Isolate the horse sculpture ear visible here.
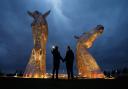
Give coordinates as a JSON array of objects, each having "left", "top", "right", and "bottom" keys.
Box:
[
  {"left": 74, "top": 35, "right": 80, "bottom": 39},
  {"left": 43, "top": 10, "right": 51, "bottom": 18},
  {"left": 27, "top": 11, "right": 34, "bottom": 18}
]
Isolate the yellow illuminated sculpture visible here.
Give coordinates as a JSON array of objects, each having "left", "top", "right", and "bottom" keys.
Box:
[
  {"left": 75, "top": 25, "right": 105, "bottom": 78},
  {"left": 24, "top": 10, "right": 50, "bottom": 78}
]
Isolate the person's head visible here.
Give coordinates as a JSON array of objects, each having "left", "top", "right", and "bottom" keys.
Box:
[
  {"left": 55, "top": 46, "right": 58, "bottom": 50},
  {"left": 67, "top": 46, "right": 71, "bottom": 50}
]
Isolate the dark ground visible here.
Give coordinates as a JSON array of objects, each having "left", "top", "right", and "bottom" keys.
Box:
[{"left": 0, "top": 77, "right": 127, "bottom": 89}]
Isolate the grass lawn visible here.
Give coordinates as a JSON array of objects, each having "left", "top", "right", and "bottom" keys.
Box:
[{"left": 0, "top": 77, "right": 127, "bottom": 89}]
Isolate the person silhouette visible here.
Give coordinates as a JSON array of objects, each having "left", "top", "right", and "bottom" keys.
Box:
[
  {"left": 64, "top": 46, "right": 74, "bottom": 79},
  {"left": 51, "top": 46, "right": 63, "bottom": 79}
]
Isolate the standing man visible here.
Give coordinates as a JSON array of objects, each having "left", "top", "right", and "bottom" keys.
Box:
[
  {"left": 51, "top": 46, "right": 63, "bottom": 79},
  {"left": 64, "top": 46, "right": 74, "bottom": 79}
]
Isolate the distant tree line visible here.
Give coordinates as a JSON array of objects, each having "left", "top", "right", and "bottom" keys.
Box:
[
  {"left": 0, "top": 70, "right": 23, "bottom": 77},
  {"left": 104, "top": 67, "right": 128, "bottom": 78},
  {"left": 0, "top": 70, "right": 4, "bottom": 76}
]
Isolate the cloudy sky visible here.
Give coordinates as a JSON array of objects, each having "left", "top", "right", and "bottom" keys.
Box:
[{"left": 0, "top": 0, "right": 128, "bottom": 73}]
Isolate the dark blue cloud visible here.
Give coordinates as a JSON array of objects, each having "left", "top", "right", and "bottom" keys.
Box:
[{"left": 0, "top": 0, "right": 128, "bottom": 73}]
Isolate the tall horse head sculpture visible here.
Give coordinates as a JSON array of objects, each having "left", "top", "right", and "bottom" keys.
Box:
[
  {"left": 24, "top": 10, "right": 50, "bottom": 78},
  {"left": 75, "top": 25, "right": 105, "bottom": 78}
]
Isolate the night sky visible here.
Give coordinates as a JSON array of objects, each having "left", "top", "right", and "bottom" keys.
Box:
[{"left": 0, "top": 0, "right": 128, "bottom": 73}]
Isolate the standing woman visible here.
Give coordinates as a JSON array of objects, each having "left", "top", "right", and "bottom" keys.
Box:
[{"left": 51, "top": 46, "right": 63, "bottom": 79}]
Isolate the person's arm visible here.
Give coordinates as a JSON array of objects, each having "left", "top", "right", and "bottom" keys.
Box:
[
  {"left": 60, "top": 55, "right": 63, "bottom": 62},
  {"left": 71, "top": 51, "right": 74, "bottom": 60},
  {"left": 59, "top": 53, "right": 64, "bottom": 62},
  {"left": 64, "top": 52, "right": 67, "bottom": 62},
  {"left": 51, "top": 50, "right": 53, "bottom": 54}
]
